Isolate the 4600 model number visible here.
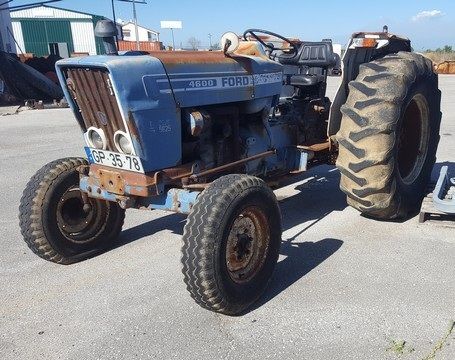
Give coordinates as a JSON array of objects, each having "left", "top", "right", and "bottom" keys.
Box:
[
  {"left": 188, "top": 79, "right": 215, "bottom": 88},
  {"left": 84, "top": 147, "right": 144, "bottom": 173}
]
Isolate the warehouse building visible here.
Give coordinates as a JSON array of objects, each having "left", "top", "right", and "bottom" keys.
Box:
[{"left": 10, "top": 5, "right": 109, "bottom": 57}]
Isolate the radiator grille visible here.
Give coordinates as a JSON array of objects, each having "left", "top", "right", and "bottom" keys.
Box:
[{"left": 65, "top": 67, "right": 126, "bottom": 151}]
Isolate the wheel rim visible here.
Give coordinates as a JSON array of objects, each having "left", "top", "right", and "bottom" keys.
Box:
[
  {"left": 226, "top": 206, "right": 270, "bottom": 284},
  {"left": 56, "top": 187, "right": 107, "bottom": 243},
  {"left": 397, "top": 94, "right": 430, "bottom": 185}
]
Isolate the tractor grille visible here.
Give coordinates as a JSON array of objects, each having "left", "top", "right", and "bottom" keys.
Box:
[{"left": 64, "top": 67, "right": 126, "bottom": 151}]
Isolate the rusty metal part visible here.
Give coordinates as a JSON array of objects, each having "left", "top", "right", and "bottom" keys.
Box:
[
  {"left": 98, "top": 168, "right": 125, "bottom": 195},
  {"left": 297, "top": 141, "right": 330, "bottom": 152},
  {"left": 182, "top": 183, "right": 210, "bottom": 190},
  {"left": 65, "top": 68, "right": 126, "bottom": 151},
  {"left": 83, "top": 151, "right": 280, "bottom": 198},
  {"left": 226, "top": 206, "right": 270, "bottom": 284},
  {"left": 56, "top": 187, "right": 105, "bottom": 241},
  {"left": 148, "top": 50, "right": 254, "bottom": 74},
  {"left": 190, "top": 150, "right": 276, "bottom": 181},
  {"left": 234, "top": 42, "right": 269, "bottom": 60},
  {"left": 85, "top": 162, "right": 196, "bottom": 197},
  {"left": 148, "top": 51, "right": 238, "bottom": 65}
]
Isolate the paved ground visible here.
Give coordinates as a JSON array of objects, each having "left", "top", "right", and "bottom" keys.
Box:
[{"left": 0, "top": 76, "right": 454, "bottom": 360}]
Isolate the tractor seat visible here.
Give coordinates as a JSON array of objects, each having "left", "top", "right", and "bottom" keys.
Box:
[
  {"left": 285, "top": 73, "right": 325, "bottom": 87},
  {"left": 278, "top": 41, "right": 336, "bottom": 68}
]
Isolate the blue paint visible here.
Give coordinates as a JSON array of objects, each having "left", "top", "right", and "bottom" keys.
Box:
[
  {"left": 84, "top": 147, "right": 94, "bottom": 163},
  {"left": 79, "top": 177, "right": 118, "bottom": 203},
  {"left": 56, "top": 52, "right": 283, "bottom": 174},
  {"left": 140, "top": 188, "right": 200, "bottom": 214}
]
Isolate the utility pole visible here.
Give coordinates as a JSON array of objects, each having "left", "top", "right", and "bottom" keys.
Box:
[
  {"left": 171, "top": 28, "right": 175, "bottom": 50},
  {"left": 160, "top": 20, "right": 182, "bottom": 51},
  {"left": 132, "top": 0, "right": 139, "bottom": 50},
  {"left": 208, "top": 33, "right": 212, "bottom": 49},
  {"left": 111, "top": 0, "right": 119, "bottom": 47},
  {"left": 118, "top": 0, "right": 146, "bottom": 51}
]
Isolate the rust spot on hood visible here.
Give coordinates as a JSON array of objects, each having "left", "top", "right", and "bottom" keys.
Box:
[
  {"left": 147, "top": 50, "right": 257, "bottom": 74},
  {"left": 148, "top": 51, "right": 237, "bottom": 65}
]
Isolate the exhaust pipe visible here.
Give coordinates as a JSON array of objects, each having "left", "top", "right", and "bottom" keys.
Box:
[{"left": 95, "top": 20, "right": 118, "bottom": 55}]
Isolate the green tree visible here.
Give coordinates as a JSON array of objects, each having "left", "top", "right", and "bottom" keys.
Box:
[{"left": 443, "top": 45, "right": 453, "bottom": 53}]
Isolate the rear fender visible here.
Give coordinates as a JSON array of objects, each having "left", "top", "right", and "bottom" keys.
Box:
[{"left": 327, "top": 32, "right": 411, "bottom": 137}]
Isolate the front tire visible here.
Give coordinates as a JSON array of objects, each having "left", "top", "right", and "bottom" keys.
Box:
[
  {"left": 181, "top": 174, "right": 282, "bottom": 315},
  {"left": 19, "top": 157, "right": 125, "bottom": 264},
  {"left": 336, "top": 52, "right": 441, "bottom": 219}
]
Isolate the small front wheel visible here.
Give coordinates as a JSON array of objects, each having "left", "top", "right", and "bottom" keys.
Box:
[
  {"left": 181, "top": 174, "right": 282, "bottom": 315},
  {"left": 19, "top": 157, "right": 125, "bottom": 264}
]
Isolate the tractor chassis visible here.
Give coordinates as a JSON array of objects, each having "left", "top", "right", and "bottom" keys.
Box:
[{"left": 78, "top": 141, "right": 332, "bottom": 214}]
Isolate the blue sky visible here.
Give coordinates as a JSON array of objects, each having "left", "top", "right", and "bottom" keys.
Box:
[{"left": 10, "top": 0, "right": 455, "bottom": 50}]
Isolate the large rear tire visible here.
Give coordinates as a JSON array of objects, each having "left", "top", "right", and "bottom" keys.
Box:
[
  {"left": 336, "top": 52, "right": 441, "bottom": 219},
  {"left": 19, "top": 158, "right": 125, "bottom": 264},
  {"left": 181, "top": 174, "right": 282, "bottom": 315}
]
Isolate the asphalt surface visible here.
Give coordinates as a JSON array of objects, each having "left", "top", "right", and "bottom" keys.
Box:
[{"left": 1, "top": 76, "right": 454, "bottom": 360}]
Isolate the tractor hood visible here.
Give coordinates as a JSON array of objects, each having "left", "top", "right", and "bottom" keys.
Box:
[{"left": 55, "top": 51, "right": 283, "bottom": 172}]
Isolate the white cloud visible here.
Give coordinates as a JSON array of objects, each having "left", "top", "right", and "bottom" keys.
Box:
[{"left": 412, "top": 10, "right": 444, "bottom": 22}]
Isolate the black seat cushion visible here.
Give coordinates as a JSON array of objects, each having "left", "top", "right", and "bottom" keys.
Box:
[{"left": 279, "top": 41, "right": 336, "bottom": 68}]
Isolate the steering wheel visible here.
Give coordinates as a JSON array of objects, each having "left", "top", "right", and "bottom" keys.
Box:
[{"left": 243, "top": 29, "right": 298, "bottom": 53}]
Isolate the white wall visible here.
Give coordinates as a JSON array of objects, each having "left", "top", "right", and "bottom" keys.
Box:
[
  {"left": 11, "top": 6, "right": 91, "bottom": 19},
  {"left": 11, "top": 21, "right": 24, "bottom": 54},
  {"left": 122, "top": 23, "right": 158, "bottom": 42},
  {"left": 71, "top": 22, "right": 97, "bottom": 55},
  {"left": 0, "top": 5, "right": 15, "bottom": 53}
]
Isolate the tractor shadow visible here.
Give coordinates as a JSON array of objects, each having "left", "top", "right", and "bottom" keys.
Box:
[
  {"left": 116, "top": 165, "right": 347, "bottom": 247},
  {"left": 115, "top": 212, "right": 186, "bottom": 248},
  {"left": 249, "top": 165, "right": 346, "bottom": 311},
  {"left": 116, "top": 165, "right": 347, "bottom": 311}
]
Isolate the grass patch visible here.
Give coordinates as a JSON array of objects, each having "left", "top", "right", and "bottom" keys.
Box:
[{"left": 387, "top": 339, "right": 415, "bottom": 356}]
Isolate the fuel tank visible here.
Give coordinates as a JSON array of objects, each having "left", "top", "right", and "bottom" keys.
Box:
[{"left": 56, "top": 50, "right": 283, "bottom": 172}]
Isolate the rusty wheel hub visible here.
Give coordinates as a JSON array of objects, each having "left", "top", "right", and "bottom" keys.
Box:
[
  {"left": 56, "top": 187, "right": 105, "bottom": 243},
  {"left": 226, "top": 206, "right": 270, "bottom": 284}
]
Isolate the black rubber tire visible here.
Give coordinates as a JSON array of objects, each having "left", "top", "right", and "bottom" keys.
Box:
[
  {"left": 19, "top": 157, "right": 125, "bottom": 264},
  {"left": 181, "top": 174, "right": 282, "bottom": 315},
  {"left": 336, "top": 51, "right": 441, "bottom": 219}
]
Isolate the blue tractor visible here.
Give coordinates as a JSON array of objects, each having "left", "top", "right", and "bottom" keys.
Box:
[{"left": 19, "top": 22, "right": 441, "bottom": 315}]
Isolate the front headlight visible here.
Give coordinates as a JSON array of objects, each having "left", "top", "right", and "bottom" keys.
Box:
[
  {"left": 114, "top": 131, "right": 134, "bottom": 154},
  {"left": 86, "top": 127, "right": 106, "bottom": 149}
]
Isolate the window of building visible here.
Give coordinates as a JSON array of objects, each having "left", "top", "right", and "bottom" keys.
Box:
[
  {"left": 123, "top": 29, "right": 131, "bottom": 38},
  {"left": 147, "top": 31, "right": 153, "bottom": 42}
]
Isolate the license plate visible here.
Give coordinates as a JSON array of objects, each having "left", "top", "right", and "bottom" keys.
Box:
[{"left": 85, "top": 147, "right": 144, "bottom": 173}]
